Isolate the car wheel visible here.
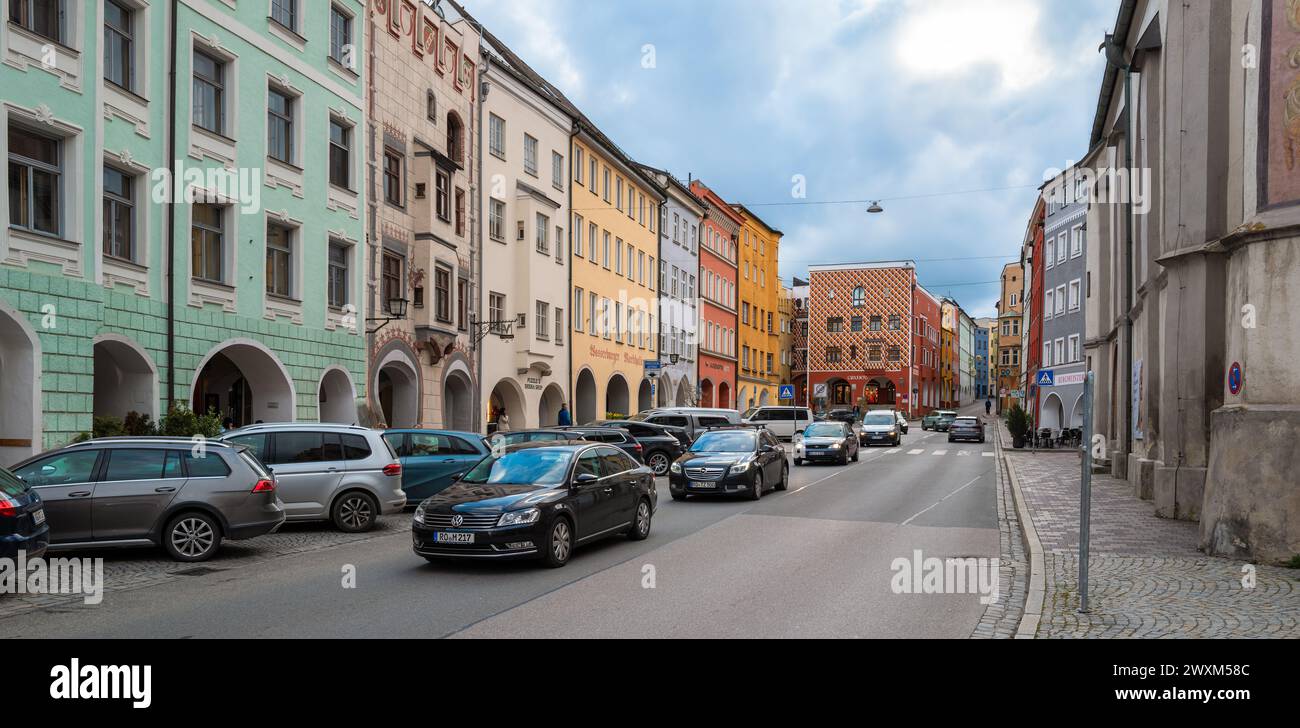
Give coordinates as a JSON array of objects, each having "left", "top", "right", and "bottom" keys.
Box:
[
  {"left": 163, "top": 512, "right": 222, "bottom": 562},
  {"left": 332, "top": 491, "right": 378, "bottom": 533},
  {"left": 647, "top": 451, "right": 671, "bottom": 476},
  {"left": 748, "top": 471, "right": 764, "bottom": 501},
  {"left": 628, "top": 499, "right": 652, "bottom": 541},
  {"left": 542, "top": 517, "right": 573, "bottom": 568},
  {"left": 851, "top": 448, "right": 859, "bottom": 462},
  {"left": 775, "top": 464, "right": 789, "bottom": 491}
]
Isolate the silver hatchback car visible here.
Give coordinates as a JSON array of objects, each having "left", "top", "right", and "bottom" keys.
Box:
[
  {"left": 10, "top": 438, "right": 285, "bottom": 562},
  {"left": 221, "top": 424, "right": 405, "bottom": 532}
]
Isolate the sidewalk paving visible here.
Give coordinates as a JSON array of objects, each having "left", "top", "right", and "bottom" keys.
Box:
[{"left": 993, "top": 417, "right": 1300, "bottom": 638}]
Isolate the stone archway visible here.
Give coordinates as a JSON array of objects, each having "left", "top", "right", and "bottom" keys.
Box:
[
  {"left": 443, "top": 366, "right": 474, "bottom": 431},
  {"left": 317, "top": 366, "right": 357, "bottom": 424},
  {"left": 606, "top": 374, "right": 631, "bottom": 418},
  {"left": 575, "top": 368, "right": 598, "bottom": 425},
  {"left": 656, "top": 375, "right": 672, "bottom": 407},
  {"left": 677, "top": 377, "right": 692, "bottom": 407},
  {"left": 637, "top": 378, "right": 653, "bottom": 413},
  {"left": 1041, "top": 392, "right": 1064, "bottom": 431},
  {"left": 759, "top": 389, "right": 771, "bottom": 407},
  {"left": 192, "top": 339, "right": 296, "bottom": 426},
  {"left": 700, "top": 378, "right": 714, "bottom": 407},
  {"left": 828, "top": 377, "right": 852, "bottom": 407},
  {"left": 0, "top": 301, "right": 40, "bottom": 466},
  {"left": 373, "top": 345, "right": 421, "bottom": 428},
  {"left": 717, "top": 381, "right": 731, "bottom": 409},
  {"left": 93, "top": 335, "right": 159, "bottom": 422},
  {"left": 1069, "top": 393, "right": 1085, "bottom": 428},
  {"left": 488, "top": 378, "right": 527, "bottom": 432},
  {"left": 538, "top": 382, "right": 566, "bottom": 427}
]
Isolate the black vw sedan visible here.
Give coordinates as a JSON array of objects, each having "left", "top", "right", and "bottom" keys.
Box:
[
  {"left": 667, "top": 427, "right": 788, "bottom": 501},
  {"left": 412, "top": 442, "right": 656, "bottom": 568}
]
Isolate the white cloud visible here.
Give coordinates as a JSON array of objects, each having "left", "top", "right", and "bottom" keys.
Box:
[
  {"left": 469, "top": 0, "right": 585, "bottom": 98},
  {"left": 892, "top": 0, "right": 1054, "bottom": 93}
]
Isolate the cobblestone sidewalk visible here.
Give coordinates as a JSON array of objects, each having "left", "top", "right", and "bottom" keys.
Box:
[{"left": 998, "top": 418, "right": 1300, "bottom": 638}]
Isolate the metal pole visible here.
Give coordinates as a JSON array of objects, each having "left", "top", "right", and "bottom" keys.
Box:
[{"left": 1078, "top": 371, "right": 1095, "bottom": 614}]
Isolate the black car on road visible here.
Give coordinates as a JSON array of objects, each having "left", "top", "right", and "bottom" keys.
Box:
[
  {"left": 947, "top": 416, "right": 986, "bottom": 443},
  {"left": 668, "top": 427, "right": 788, "bottom": 501},
  {"left": 0, "top": 464, "right": 49, "bottom": 560},
  {"left": 585, "top": 420, "right": 687, "bottom": 476},
  {"left": 412, "top": 442, "right": 656, "bottom": 568}
]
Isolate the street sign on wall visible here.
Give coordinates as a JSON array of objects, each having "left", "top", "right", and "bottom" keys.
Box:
[{"left": 778, "top": 384, "right": 795, "bottom": 400}]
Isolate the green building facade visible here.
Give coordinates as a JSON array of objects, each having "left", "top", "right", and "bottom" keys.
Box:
[{"left": 1, "top": 0, "right": 368, "bottom": 466}]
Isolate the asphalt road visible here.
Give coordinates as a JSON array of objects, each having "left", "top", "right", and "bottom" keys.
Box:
[{"left": 0, "top": 424, "right": 998, "bottom": 639}]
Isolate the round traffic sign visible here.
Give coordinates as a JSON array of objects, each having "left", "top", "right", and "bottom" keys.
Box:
[{"left": 1228, "top": 362, "right": 1243, "bottom": 395}]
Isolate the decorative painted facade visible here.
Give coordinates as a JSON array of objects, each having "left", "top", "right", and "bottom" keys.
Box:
[{"left": 732, "top": 203, "right": 781, "bottom": 411}]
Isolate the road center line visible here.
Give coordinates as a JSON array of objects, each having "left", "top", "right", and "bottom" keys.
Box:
[{"left": 899, "top": 473, "right": 986, "bottom": 526}]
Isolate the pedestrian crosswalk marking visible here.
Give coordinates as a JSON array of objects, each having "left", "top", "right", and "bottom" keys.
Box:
[
  {"left": 982, "top": 452, "right": 995, "bottom": 457},
  {"left": 958, "top": 451, "right": 970, "bottom": 456},
  {"left": 932, "top": 450, "right": 947, "bottom": 456},
  {"left": 908, "top": 449, "right": 924, "bottom": 455}
]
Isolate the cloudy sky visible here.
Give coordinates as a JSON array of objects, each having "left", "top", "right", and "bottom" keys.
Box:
[{"left": 462, "top": 0, "right": 1118, "bottom": 318}]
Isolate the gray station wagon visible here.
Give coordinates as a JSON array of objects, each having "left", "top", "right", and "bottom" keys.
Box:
[
  {"left": 221, "top": 423, "right": 406, "bottom": 532},
  {"left": 10, "top": 438, "right": 285, "bottom": 562}
]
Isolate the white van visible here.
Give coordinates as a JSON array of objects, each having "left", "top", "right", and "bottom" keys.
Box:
[{"left": 741, "top": 406, "right": 814, "bottom": 440}]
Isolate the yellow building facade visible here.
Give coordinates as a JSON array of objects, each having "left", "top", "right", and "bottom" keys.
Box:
[
  {"left": 569, "top": 128, "right": 665, "bottom": 423},
  {"left": 732, "top": 204, "right": 783, "bottom": 410}
]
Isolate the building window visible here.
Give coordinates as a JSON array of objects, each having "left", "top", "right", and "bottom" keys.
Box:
[
  {"left": 10, "top": 0, "right": 65, "bottom": 43},
  {"left": 268, "top": 88, "right": 295, "bottom": 164},
  {"left": 104, "top": 0, "right": 135, "bottom": 91},
  {"left": 457, "top": 277, "right": 469, "bottom": 331},
  {"left": 329, "top": 5, "right": 353, "bottom": 66},
  {"left": 1043, "top": 289, "right": 1054, "bottom": 320},
  {"left": 271, "top": 0, "right": 298, "bottom": 32},
  {"left": 190, "top": 204, "right": 224, "bottom": 283},
  {"left": 556, "top": 226, "right": 564, "bottom": 260},
  {"left": 552, "top": 151, "right": 564, "bottom": 190},
  {"left": 435, "top": 266, "right": 452, "bottom": 324},
  {"left": 1043, "top": 342, "right": 1052, "bottom": 367},
  {"left": 381, "top": 253, "right": 403, "bottom": 313},
  {"left": 555, "top": 309, "right": 564, "bottom": 345},
  {"left": 103, "top": 166, "right": 135, "bottom": 261},
  {"left": 602, "top": 231, "right": 611, "bottom": 269},
  {"left": 574, "top": 147, "right": 584, "bottom": 185},
  {"left": 489, "top": 292, "right": 506, "bottom": 334},
  {"left": 383, "top": 149, "right": 402, "bottom": 206},
  {"left": 574, "top": 288, "right": 584, "bottom": 330},
  {"left": 192, "top": 50, "right": 226, "bottom": 135},
  {"left": 488, "top": 114, "right": 505, "bottom": 158},
  {"left": 327, "top": 242, "right": 348, "bottom": 308},
  {"left": 426, "top": 90, "right": 437, "bottom": 122},
  {"left": 589, "top": 292, "right": 598, "bottom": 334},
  {"left": 523, "top": 134, "right": 538, "bottom": 176},
  {"left": 446, "top": 113, "right": 463, "bottom": 164},
  {"left": 266, "top": 223, "right": 293, "bottom": 298},
  {"left": 1068, "top": 279, "right": 1081, "bottom": 311},
  {"left": 1055, "top": 285, "right": 1066, "bottom": 316},
  {"left": 1068, "top": 335, "right": 1080, "bottom": 362},
  {"left": 1071, "top": 225, "right": 1084, "bottom": 257},
  {"left": 1045, "top": 238, "right": 1055, "bottom": 268},
  {"left": 889, "top": 314, "right": 901, "bottom": 330},
  {"left": 456, "top": 189, "right": 466, "bottom": 237},
  {"left": 536, "top": 213, "right": 549, "bottom": 254},
  {"left": 852, "top": 286, "right": 865, "bottom": 307},
  {"left": 435, "top": 169, "right": 450, "bottom": 222},
  {"left": 826, "top": 317, "right": 843, "bottom": 333},
  {"left": 869, "top": 316, "right": 882, "bottom": 331},
  {"left": 826, "top": 347, "right": 842, "bottom": 364},
  {"left": 573, "top": 214, "right": 584, "bottom": 256},
  {"left": 603, "top": 167, "right": 611, "bottom": 202},
  {"left": 329, "top": 119, "right": 352, "bottom": 189},
  {"left": 589, "top": 156, "right": 597, "bottom": 194},
  {"left": 489, "top": 198, "right": 505, "bottom": 241}
]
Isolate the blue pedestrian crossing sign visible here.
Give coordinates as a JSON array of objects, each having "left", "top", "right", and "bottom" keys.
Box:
[
  {"left": 1036, "top": 370, "right": 1055, "bottom": 387},
  {"left": 778, "top": 384, "right": 796, "bottom": 400}
]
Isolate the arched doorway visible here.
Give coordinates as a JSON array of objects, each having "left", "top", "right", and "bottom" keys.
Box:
[
  {"left": 700, "top": 378, "right": 714, "bottom": 407},
  {"left": 738, "top": 386, "right": 749, "bottom": 412},
  {"left": 1041, "top": 393, "right": 1064, "bottom": 432},
  {"left": 93, "top": 335, "right": 158, "bottom": 422},
  {"left": 488, "top": 378, "right": 526, "bottom": 432},
  {"left": 606, "top": 374, "right": 630, "bottom": 418},
  {"left": 637, "top": 378, "right": 653, "bottom": 413},
  {"left": 575, "top": 369, "right": 597, "bottom": 425},
  {"left": 373, "top": 346, "right": 420, "bottom": 428},
  {"left": 677, "top": 377, "right": 692, "bottom": 407},
  {"left": 829, "top": 378, "right": 852, "bottom": 407},
  {"left": 538, "top": 383, "right": 565, "bottom": 427},
  {"left": 864, "top": 379, "right": 897, "bottom": 406},
  {"left": 317, "top": 366, "right": 357, "bottom": 424},
  {"left": 192, "top": 339, "right": 296, "bottom": 426},
  {"left": 656, "top": 376, "right": 672, "bottom": 407},
  {"left": 443, "top": 367, "right": 474, "bottom": 431},
  {"left": 0, "top": 302, "right": 40, "bottom": 466},
  {"left": 1069, "top": 393, "right": 1085, "bottom": 428},
  {"left": 717, "top": 381, "right": 731, "bottom": 409},
  {"left": 759, "top": 389, "right": 771, "bottom": 407}
]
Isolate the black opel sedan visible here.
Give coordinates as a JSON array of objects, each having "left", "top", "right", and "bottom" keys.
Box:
[
  {"left": 668, "top": 427, "right": 788, "bottom": 501},
  {"left": 412, "top": 442, "right": 656, "bottom": 568}
]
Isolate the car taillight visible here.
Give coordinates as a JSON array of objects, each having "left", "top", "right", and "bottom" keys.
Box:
[
  {"left": 252, "top": 479, "right": 276, "bottom": 493},
  {"left": 0, "top": 494, "right": 17, "bottom": 518},
  {"left": 383, "top": 463, "right": 402, "bottom": 477}
]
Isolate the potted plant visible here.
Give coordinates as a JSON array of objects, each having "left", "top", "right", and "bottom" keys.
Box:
[{"left": 1005, "top": 404, "right": 1031, "bottom": 449}]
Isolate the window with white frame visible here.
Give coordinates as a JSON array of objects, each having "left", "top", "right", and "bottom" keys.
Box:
[
  {"left": 193, "top": 49, "right": 227, "bottom": 135},
  {"left": 329, "top": 118, "right": 353, "bottom": 189},
  {"left": 267, "top": 86, "right": 296, "bottom": 165},
  {"left": 573, "top": 214, "right": 584, "bottom": 256},
  {"left": 535, "top": 301, "right": 549, "bottom": 340},
  {"left": 104, "top": 0, "right": 136, "bottom": 91},
  {"left": 271, "top": 0, "right": 298, "bottom": 32},
  {"left": 552, "top": 151, "right": 563, "bottom": 190},
  {"left": 535, "top": 213, "right": 549, "bottom": 254},
  {"left": 265, "top": 222, "right": 294, "bottom": 298},
  {"left": 191, "top": 203, "right": 225, "bottom": 283},
  {"left": 488, "top": 114, "right": 505, "bottom": 158},
  {"left": 103, "top": 166, "right": 136, "bottom": 261},
  {"left": 1068, "top": 279, "right": 1081, "bottom": 311},
  {"left": 574, "top": 288, "right": 584, "bottom": 330},
  {"left": 523, "top": 134, "right": 537, "bottom": 176},
  {"left": 11, "top": 0, "right": 67, "bottom": 43},
  {"left": 1068, "top": 334, "right": 1080, "bottom": 362},
  {"left": 1045, "top": 237, "right": 1054, "bottom": 268},
  {"left": 1071, "top": 225, "right": 1083, "bottom": 257},
  {"left": 1054, "top": 285, "right": 1065, "bottom": 316},
  {"left": 1054, "top": 338, "right": 1065, "bottom": 366},
  {"left": 489, "top": 198, "right": 505, "bottom": 241},
  {"left": 1057, "top": 234, "right": 1068, "bottom": 263},
  {"left": 1043, "top": 289, "right": 1053, "bottom": 320},
  {"left": 8, "top": 124, "right": 63, "bottom": 237},
  {"left": 327, "top": 241, "right": 349, "bottom": 308},
  {"left": 329, "top": 4, "right": 353, "bottom": 67}
]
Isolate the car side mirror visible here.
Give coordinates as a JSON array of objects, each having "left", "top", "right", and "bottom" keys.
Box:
[{"left": 574, "top": 473, "right": 599, "bottom": 485}]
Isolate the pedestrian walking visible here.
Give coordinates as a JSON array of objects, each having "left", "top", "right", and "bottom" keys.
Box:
[
  {"left": 985, "top": 399, "right": 992, "bottom": 416},
  {"left": 557, "top": 403, "right": 572, "bottom": 426}
]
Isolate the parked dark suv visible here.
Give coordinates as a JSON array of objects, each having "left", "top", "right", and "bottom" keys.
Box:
[
  {"left": 0, "top": 464, "right": 49, "bottom": 559},
  {"left": 11, "top": 438, "right": 284, "bottom": 561},
  {"left": 668, "top": 427, "right": 788, "bottom": 501},
  {"left": 586, "top": 420, "right": 687, "bottom": 476},
  {"left": 412, "top": 442, "right": 656, "bottom": 567}
]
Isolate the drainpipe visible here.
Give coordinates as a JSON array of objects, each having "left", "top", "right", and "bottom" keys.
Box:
[
  {"left": 567, "top": 122, "right": 576, "bottom": 416},
  {"left": 472, "top": 61, "right": 485, "bottom": 432},
  {"left": 165, "top": 0, "right": 178, "bottom": 410},
  {"left": 1121, "top": 65, "right": 1134, "bottom": 463}
]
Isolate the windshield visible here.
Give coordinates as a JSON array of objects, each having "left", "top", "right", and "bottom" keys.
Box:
[
  {"left": 863, "top": 414, "right": 895, "bottom": 426},
  {"left": 460, "top": 449, "right": 573, "bottom": 486},
  {"left": 0, "top": 467, "right": 28, "bottom": 497},
  {"left": 954, "top": 418, "right": 978, "bottom": 425},
  {"left": 690, "top": 431, "right": 756, "bottom": 452},
  {"left": 803, "top": 423, "right": 846, "bottom": 438},
  {"left": 939, "top": 411, "right": 956, "bottom": 418}
]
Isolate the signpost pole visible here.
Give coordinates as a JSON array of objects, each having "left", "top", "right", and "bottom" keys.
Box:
[{"left": 1078, "top": 371, "right": 1095, "bottom": 614}]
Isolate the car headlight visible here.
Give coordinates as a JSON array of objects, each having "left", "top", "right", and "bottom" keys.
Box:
[
  {"left": 413, "top": 503, "right": 426, "bottom": 526},
  {"left": 729, "top": 458, "right": 754, "bottom": 474},
  {"left": 670, "top": 461, "right": 682, "bottom": 474},
  {"left": 828, "top": 442, "right": 841, "bottom": 449},
  {"left": 497, "top": 508, "right": 541, "bottom": 527}
]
